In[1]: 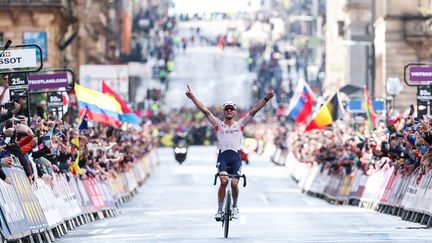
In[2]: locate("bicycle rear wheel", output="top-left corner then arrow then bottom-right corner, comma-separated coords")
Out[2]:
224,191 -> 231,238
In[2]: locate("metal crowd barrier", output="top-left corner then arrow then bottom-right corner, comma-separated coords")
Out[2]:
285,152 -> 432,227
0,149 -> 159,242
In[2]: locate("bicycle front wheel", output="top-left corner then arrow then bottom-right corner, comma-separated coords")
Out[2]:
224,191 -> 231,238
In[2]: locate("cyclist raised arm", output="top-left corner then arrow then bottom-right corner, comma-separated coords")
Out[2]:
186,85 -> 274,221
185,85 -> 212,117
249,89 -> 275,117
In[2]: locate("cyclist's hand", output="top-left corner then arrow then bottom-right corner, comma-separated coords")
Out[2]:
266,89 -> 275,100
185,85 -> 193,99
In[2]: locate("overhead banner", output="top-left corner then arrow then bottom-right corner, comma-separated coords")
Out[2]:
0,49 -> 37,70
79,65 -> 129,98
28,73 -> 68,90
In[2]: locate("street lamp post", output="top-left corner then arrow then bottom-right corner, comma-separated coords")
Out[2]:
386,77 -> 404,112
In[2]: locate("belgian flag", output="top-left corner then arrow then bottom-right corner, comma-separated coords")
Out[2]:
305,93 -> 344,131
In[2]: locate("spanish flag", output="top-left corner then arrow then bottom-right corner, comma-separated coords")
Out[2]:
305,93 -> 343,131
74,84 -> 123,126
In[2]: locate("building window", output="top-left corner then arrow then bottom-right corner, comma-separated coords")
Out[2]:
337,21 -> 345,37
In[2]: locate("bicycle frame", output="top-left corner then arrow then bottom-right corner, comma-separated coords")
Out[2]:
224,176 -> 233,220
213,173 -> 246,238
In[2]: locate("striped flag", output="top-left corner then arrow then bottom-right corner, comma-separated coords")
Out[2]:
74,84 -> 123,126
286,80 -> 316,123
102,81 -> 141,124
363,85 -> 376,131
305,92 -> 344,131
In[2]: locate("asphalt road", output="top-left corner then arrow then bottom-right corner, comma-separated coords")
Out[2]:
58,146 -> 432,243
163,44 -> 254,110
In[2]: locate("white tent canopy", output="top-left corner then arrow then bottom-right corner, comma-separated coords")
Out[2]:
241,28 -> 269,42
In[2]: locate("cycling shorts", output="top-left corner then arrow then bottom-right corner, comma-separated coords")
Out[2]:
217,150 -> 242,179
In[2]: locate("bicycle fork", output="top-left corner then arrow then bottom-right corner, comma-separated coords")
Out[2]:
222,177 -> 233,227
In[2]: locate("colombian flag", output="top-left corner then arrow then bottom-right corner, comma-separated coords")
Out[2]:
75,84 -> 122,126
102,82 -> 141,124
305,93 -> 343,131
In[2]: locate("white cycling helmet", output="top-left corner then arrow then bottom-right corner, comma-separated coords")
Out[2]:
222,101 -> 237,110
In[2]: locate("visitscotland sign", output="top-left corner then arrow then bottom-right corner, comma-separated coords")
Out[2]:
0,49 -> 37,69
28,73 -> 68,90
410,66 -> 432,82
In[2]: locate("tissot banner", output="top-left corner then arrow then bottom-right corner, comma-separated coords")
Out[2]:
0,49 -> 38,69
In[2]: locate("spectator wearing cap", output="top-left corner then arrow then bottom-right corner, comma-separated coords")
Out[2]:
2,123 -> 34,183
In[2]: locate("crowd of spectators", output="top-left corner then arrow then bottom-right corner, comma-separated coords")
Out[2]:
283,114 -> 432,181
0,75 -> 157,188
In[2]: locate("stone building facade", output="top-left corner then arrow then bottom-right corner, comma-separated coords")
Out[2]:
324,0 -> 373,97
0,1 -> 69,69
325,0 -> 432,111
0,1 -> 119,75
324,0 -> 347,96
374,0 -> 432,110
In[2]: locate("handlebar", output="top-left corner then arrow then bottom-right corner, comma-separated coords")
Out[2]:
213,173 -> 247,187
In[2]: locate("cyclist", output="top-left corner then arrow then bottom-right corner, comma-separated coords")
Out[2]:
185,85 -> 274,221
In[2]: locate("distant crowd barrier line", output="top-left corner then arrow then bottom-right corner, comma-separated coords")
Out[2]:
0,150 -> 159,242
286,153 -> 432,227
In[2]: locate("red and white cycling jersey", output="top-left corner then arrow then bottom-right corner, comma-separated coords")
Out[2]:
207,113 -> 253,152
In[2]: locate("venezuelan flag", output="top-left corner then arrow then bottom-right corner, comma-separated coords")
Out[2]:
102,81 -> 141,124
75,84 -> 123,126
305,93 -> 343,131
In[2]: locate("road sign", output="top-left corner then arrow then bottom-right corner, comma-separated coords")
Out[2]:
28,73 -> 68,90
47,92 -> 63,119
417,86 -> 432,100
8,73 -> 28,97
404,63 -> 432,86
410,66 -> 432,82
403,63 -> 432,119
47,92 -> 63,108
0,49 -> 37,69
0,44 -> 43,74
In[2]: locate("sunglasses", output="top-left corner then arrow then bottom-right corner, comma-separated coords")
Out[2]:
224,107 -> 236,111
